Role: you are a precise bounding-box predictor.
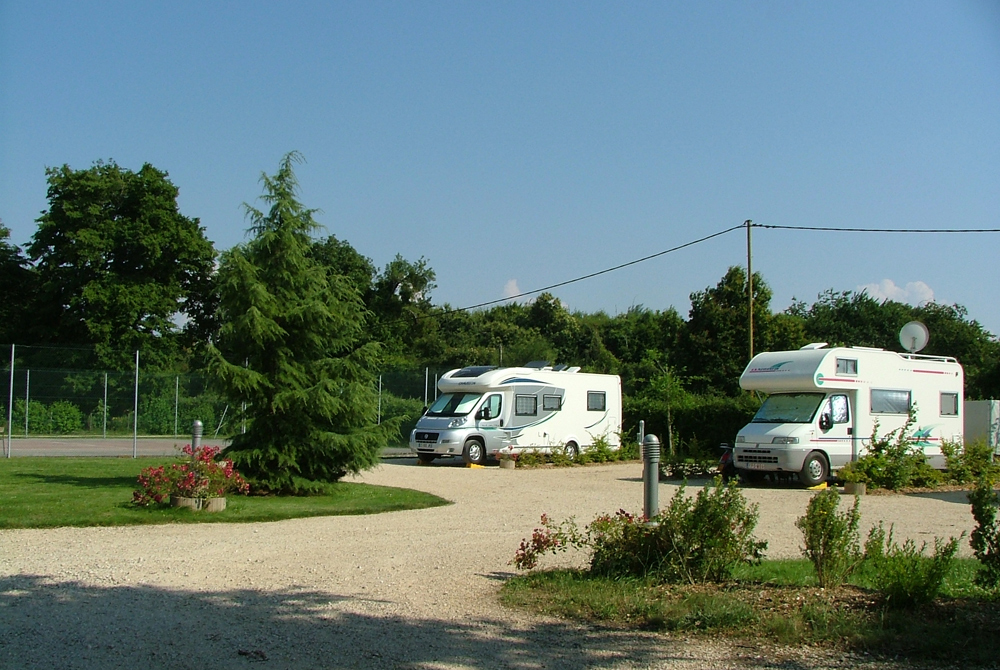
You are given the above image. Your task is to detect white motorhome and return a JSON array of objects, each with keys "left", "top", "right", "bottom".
[
  {"left": 409, "top": 363, "right": 622, "bottom": 465},
  {"left": 734, "top": 343, "right": 964, "bottom": 486}
]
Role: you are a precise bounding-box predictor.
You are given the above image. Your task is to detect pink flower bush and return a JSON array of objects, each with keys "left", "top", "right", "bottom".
[{"left": 132, "top": 445, "right": 250, "bottom": 506}]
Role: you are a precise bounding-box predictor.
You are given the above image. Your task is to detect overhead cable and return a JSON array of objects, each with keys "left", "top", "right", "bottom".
[{"left": 753, "top": 224, "right": 1000, "bottom": 234}]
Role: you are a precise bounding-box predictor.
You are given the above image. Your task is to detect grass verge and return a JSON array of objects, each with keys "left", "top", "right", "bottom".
[
  {"left": 500, "top": 561, "right": 1000, "bottom": 665},
  {"left": 0, "top": 457, "right": 450, "bottom": 528}
]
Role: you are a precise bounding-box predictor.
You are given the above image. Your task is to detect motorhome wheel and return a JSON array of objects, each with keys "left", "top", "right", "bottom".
[
  {"left": 463, "top": 439, "right": 486, "bottom": 466},
  {"left": 799, "top": 452, "right": 829, "bottom": 487},
  {"left": 564, "top": 441, "right": 579, "bottom": 460}
]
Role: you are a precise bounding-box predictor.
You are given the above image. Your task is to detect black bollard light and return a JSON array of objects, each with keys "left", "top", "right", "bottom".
[{"left": 642, "top": 434, "right": 661, "bottom": 521}]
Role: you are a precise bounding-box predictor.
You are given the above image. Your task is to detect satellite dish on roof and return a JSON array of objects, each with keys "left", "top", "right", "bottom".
[{"left": 899, "top": 321, "right": 929, "bottom": 353}]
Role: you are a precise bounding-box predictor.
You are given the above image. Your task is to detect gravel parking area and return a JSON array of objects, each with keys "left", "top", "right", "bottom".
[{"left": 0, "top": 459, "right": 979, "bottom": 669}]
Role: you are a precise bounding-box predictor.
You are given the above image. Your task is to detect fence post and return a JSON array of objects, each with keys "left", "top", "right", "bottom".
[
  {"left": 103, "top": 372, "right": 108, "bottom": 439},
  {"left": 377, "top": 375, "right": 382, "bottom": 425},
  {"left": 7, "top": 344, "right": 14, "bottom": 457},
  {"left": 24, "top": 369, "right": 29, "bottom": 437},
  {"left": 132, "top": 350, "right": 139, "bottom": 458},
  {"left": 174, "top": 376, "right": 179, "bottom": 438}
]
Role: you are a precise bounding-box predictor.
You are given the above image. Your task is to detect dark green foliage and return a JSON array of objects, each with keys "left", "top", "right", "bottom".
[
  {"left": 626, "top": 389, "right": 760, "bottom": 459},
  {"left": 679, "top": 266, "right": 806, "bottom": 396},
  {"left": 968, "top": 475, "right": 1000, "bottom": 589},
  {"left": 796, "top": 489, "right": 861, "bottom": 587},
  {"left": 861, "top": 522, "right": 960, "bottom": 607},
  {"left": 209, "top": 153, "right": 389, "bottom": 493},
  {"left": 0, "top": 223, "right": 36, "bottom": 345},
  {"left": 27, "top": 161, "right": 216, "bottom": 369},
  {"left": 588, "top": 480, "right": 766, "bottom": 584}
]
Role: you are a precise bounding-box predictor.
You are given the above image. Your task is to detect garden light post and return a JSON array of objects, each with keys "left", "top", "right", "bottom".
[
  {"left": 642, "top": 434, "right": 661, "bottom": 521},
  {"left": 192, "top": 420, "right": 203, "bottom": 452}
]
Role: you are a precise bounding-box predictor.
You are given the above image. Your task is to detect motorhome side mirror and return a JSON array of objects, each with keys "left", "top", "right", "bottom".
[
  {"left": 819, "top": 414, "right": 833, "bottom": 431},
  {"left": 478, "top": 407, "right": 492, "bottom": 420}
]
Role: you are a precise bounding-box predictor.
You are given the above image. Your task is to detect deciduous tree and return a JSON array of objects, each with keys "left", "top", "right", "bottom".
[{"left": 27, "top": 161, "right": 215, "bottom": 368}]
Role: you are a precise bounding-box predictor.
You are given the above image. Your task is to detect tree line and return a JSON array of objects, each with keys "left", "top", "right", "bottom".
[{"left": 2, "top": 154, "right": 998, "bottom": 489}]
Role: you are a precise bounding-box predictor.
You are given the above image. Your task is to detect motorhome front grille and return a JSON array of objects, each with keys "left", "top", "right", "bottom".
[
  {"left": 415, "top": 432, "right": 439, "bottom": 442},
  {"left": 737, "top": 453, "right": 779, "bottom": 464}
]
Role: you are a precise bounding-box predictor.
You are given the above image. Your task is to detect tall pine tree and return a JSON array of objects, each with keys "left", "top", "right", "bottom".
[{"left": 208, "top": 153, "right": 386, "bottom": 492}]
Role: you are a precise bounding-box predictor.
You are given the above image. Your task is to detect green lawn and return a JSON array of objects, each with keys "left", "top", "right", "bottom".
[{"left": 0, "top": 457, "right": 450, "bottom": 528}]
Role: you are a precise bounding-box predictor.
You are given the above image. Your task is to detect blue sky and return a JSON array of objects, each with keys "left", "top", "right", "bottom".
[{"left": 2, "top": 1, "right": 999, "bottom": 337}]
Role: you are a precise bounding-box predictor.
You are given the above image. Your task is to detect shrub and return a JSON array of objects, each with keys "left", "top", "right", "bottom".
[
  {"left": 47, "top": 401, "right": 84, "bottom": 434},
  {"left": 577, "top": 434, "right": 617, "bottom": 464},
  {"left": 796, "top": 488, "right": 861, "bottom": 588},
  {"left": 512, "top": 478, "right": 767, "bottom": 584},
  {"left": 862, "top": 522, "right": 960, "bottom": 607},
  {"left": 942, "top": 439, "right": 1000, "bottom": 484},
  {"left": 968, "top": 475, "right": 1000, "bottom": 589},
  {"left": 839, "top": 407, "right": 931, "bottom": 490}
]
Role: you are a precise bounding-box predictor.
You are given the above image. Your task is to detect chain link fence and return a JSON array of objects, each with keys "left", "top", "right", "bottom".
[{"left": 1, "top": 343, "right": 453, "bottom": 455}]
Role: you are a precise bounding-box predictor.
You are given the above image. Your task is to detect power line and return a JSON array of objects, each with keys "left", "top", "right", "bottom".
[
  {"left": 753, "top": 223, "right": 1000, "bottom": 233},
  {"left": 434, "top": 223, "right": 745, "bottom": 317}
]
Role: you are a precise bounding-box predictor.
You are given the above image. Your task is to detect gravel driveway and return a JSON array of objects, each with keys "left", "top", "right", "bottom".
[{"left": 0, "top": 459, "right": 978, "bottom": 669}]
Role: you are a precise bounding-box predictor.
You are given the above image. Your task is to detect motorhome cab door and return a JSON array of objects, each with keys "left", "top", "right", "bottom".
[
  {"left": 476, "top": 393, "right": 507, "bottom": 453},
  {"left": 817, "top": 393, "right": 854, "bottom": 468}
]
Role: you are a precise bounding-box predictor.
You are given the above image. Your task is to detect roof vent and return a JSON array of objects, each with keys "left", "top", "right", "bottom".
[
  {"left": 523, "top": 360, "right": 550, "bottom": 369},
  {"left": 799, "top": 343, "right": 828, "bottom": 350}
]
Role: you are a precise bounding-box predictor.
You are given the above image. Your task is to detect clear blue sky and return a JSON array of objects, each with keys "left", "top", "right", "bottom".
[{"left": 2, "top": 1, "right": 999, "bottom": 336}]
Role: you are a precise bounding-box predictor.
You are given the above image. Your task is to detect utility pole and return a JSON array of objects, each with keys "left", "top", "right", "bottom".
[{"left": 746, "top": 220, "right": 754, "bottom": 362}]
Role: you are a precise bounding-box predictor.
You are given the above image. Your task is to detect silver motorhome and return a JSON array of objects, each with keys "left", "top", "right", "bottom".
[{"left": 409, "top": 363, "right": 622, "bottom": 465}]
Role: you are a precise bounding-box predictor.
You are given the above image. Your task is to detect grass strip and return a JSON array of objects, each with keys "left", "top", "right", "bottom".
[
  {"left": 500, "top": 562, "right": 1000, "bottom": 664},
  {"left": 0, "top": 457, "right": 449, "bottom": 528}
]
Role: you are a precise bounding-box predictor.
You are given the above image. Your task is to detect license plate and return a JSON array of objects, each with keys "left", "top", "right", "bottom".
[{"left": 747, "top": 462, "right": 768, "bottom": 471}]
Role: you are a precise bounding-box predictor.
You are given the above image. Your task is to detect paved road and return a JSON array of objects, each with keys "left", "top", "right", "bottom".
[{"left": 0, "top": 436, "right": 417, "bottom": 459}]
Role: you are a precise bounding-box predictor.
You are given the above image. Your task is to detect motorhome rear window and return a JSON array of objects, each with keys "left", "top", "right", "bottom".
[
  {"left": 587, "top": 391, "right": 606, "bottom": 411},
  {"left": 940, "top": 392, "right": 959, "bottom": 416},
  {"left": 751, "top": 393, "right": 824, "bottom": 423},
  {"left": 836, "top": 358, "right": 858, "bottom": 375},
  {"left": 515, "top": 395, "right": 538, "bottom": 416},
  {"left": 871, "top": 389, "right": 911, "bottom": 414},
  {"left": 543, "top": 395, "right": 562, "bottom": 411},
  {"left": 426, "top": 393, "right": 482, "bottom": 417}
]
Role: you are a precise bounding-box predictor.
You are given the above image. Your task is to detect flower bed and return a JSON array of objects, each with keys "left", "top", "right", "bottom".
[{"left": 133, "top": 445, "right": 249, "bottom": 508}]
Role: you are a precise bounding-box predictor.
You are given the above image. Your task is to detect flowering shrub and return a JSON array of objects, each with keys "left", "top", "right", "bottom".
[
  {"left": 132, "top": 445, "right": 250, "bottom": 506},
  {"left": 512, "top": 479, "right": 767, "bottom": 584}
]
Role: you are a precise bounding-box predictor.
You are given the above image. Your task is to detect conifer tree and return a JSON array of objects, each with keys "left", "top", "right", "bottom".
[{"left": 208, "top": 152, "right": 386, "bottom": 492}]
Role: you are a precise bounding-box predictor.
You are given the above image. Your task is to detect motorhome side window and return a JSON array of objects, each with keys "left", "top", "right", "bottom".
[
  {"left": 542, "top": 395, "right": 562, "bottom": 411},
  {"left": 871, "top": 389, "right": 911, "bottom": 414},
  {"left": 484, "top": 394, "right": 502, "bottom": 418},
  {"left": 836, "top": 358, "right": 858, "bottom": 375},
  {"left": 587, "top": 391, "right": 606, "bottom": 411},
  {"left": 515, "top": 394, "right": 537, "bottom": 416},
  {"left": 822, "top": 395, "right": 850, "bottom": 423},
  {"left": 940, "top": 392, "right": 959, "bottom": 416}
]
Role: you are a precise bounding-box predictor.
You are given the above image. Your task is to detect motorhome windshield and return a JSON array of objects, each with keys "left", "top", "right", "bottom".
[
  {"left": 751, "top": 393, "right": 825, "bottom": 424},
  {"left": 426, "top": 393, "right": 482, "bottom": 417}
]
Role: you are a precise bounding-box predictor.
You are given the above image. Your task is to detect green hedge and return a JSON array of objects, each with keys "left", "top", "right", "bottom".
[{"left": 624, "top": 393, "right": 760, "bottom": 458}]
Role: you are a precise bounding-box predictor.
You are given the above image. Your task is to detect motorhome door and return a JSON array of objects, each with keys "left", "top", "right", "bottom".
[
  {"left": 477, "top": 393, "right": 507, "bottom": 452},
  {"left": 817, "top": 393, "right": 853, "bottom": 468}
]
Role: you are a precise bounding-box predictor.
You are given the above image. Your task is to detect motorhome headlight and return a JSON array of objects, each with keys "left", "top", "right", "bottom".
[
  {"left": 449, "top": 417, "right": 468, "bottom": 428},
  {"left": 735, "top": 435, "right": 747, "bottom": 443},
  {"left": 771, "top": 436, "right": 799, "bottom": 444}
]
